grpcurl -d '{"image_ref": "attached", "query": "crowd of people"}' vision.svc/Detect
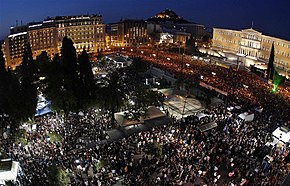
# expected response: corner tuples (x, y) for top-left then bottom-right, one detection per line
(124, 47), (289, 121)
(0, 47), (289, 185)
(1, 102), (289, 185)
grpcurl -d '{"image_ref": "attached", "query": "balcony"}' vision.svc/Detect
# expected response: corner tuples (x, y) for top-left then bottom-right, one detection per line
(240, 44), (261, 50)
(241, 36), (261, 42)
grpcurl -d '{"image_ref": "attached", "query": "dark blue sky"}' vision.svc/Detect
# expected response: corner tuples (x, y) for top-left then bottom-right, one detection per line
(1, 0), (290, 40)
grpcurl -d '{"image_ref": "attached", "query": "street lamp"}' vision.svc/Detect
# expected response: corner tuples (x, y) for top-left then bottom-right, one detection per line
(285, 67), (290, 79)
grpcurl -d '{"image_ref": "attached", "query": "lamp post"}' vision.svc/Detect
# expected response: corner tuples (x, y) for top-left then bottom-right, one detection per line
(181, 43), (185, 74)
(181, 95), (188, 119)
(155, 44), (159, 65)
(285, 67), (290, 80)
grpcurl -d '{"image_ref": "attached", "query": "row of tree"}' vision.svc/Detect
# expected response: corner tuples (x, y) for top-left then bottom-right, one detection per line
(44, 37), (95, 113)
(0, 44), (37, 121)
(1, 36), (162, 126)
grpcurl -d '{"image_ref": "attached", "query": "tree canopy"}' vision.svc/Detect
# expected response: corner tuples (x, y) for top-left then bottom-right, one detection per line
(267, 43), (275, 80)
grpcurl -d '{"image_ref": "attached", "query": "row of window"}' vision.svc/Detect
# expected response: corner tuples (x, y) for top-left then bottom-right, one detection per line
(63, 27), (104, 32)
(262, 38), (290, 48)
(243, 34), (260, 41)
(261, 46), (290, 57)
(57, 21), (101, 28)
(214, 37), (240, 45)
(64, 32), (103, 36)
(30, 31), (53, 37)
(275, 59), (288, 66)
(241, 41), (260, 49)
(215, 30), (241, 37)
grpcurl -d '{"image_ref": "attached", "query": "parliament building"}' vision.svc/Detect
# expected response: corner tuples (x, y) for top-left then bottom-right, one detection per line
(213, 28), (290, 71)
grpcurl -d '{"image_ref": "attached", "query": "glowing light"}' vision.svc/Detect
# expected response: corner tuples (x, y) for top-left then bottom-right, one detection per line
(141, 51), (144, 54)
(8, 32), (27, 38)
(272, 84), (278, 92)
(43, 20), (54, 23)
(167, 57), (170, 60)
(28, 24), (43, 28)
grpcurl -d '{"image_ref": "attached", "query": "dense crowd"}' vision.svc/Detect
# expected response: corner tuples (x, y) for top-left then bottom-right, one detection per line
(0, 47), (289, 185)
(125, 47), (289, 121)
(0, 110), (111, 185)
(1, 101), (289, 185)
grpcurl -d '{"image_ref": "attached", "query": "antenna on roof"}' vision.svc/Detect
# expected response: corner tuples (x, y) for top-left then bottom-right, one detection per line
(251, 21), (254, 28)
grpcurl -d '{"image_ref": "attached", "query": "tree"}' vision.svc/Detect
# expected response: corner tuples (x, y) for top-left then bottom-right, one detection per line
(47, 165), (69, 186)
(0, 44), (34, 121)
(0, 44), (9, 114)
(19, 43), (37, 120)
(267, 43), (275, 80)
(60, 37), (83, 108)
(44, 54), (78, 113)
(78, 49), (94, 97)
(36, 51), (50, 77)
(202, 34), (211, 43)
(20, 43), (37, 84)
(97, 71), (126, 126)
(272, 69), (283, 92)
(128, 57), (149, 73)
(61, 36), (78, 77)
(0, 44), (5, 74)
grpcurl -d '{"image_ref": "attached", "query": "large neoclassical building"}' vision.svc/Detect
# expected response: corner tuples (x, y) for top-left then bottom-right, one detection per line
(2, 14), (106, 67)
(212, 28), (290, 71)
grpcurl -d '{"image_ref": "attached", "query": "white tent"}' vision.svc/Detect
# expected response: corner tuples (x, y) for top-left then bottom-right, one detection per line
(114, 106), (166, 127)
(0, 160), (19, 182)
(238, 112), (254, 122)
(255, 107), (263, 113)
(235, 106), (241, 109)
(196, 113), (209, 120)
(272, 127), (290, 144)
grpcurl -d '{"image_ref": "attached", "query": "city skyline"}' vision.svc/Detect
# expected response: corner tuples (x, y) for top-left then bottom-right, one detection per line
(1, 0), (290, 41)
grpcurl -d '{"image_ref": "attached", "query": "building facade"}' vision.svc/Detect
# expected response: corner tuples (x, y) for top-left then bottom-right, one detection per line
(3, 14), (106, 67)
(109, 19), (148, 47)
(213, 28), (290, 70)
(175, 23), (205, 40)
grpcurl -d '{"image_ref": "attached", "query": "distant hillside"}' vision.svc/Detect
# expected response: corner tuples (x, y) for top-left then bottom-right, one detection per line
(147, 9), (189, 23)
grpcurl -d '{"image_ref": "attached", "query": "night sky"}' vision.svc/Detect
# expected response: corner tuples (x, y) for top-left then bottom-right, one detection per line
(1, 0), (290, 40)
